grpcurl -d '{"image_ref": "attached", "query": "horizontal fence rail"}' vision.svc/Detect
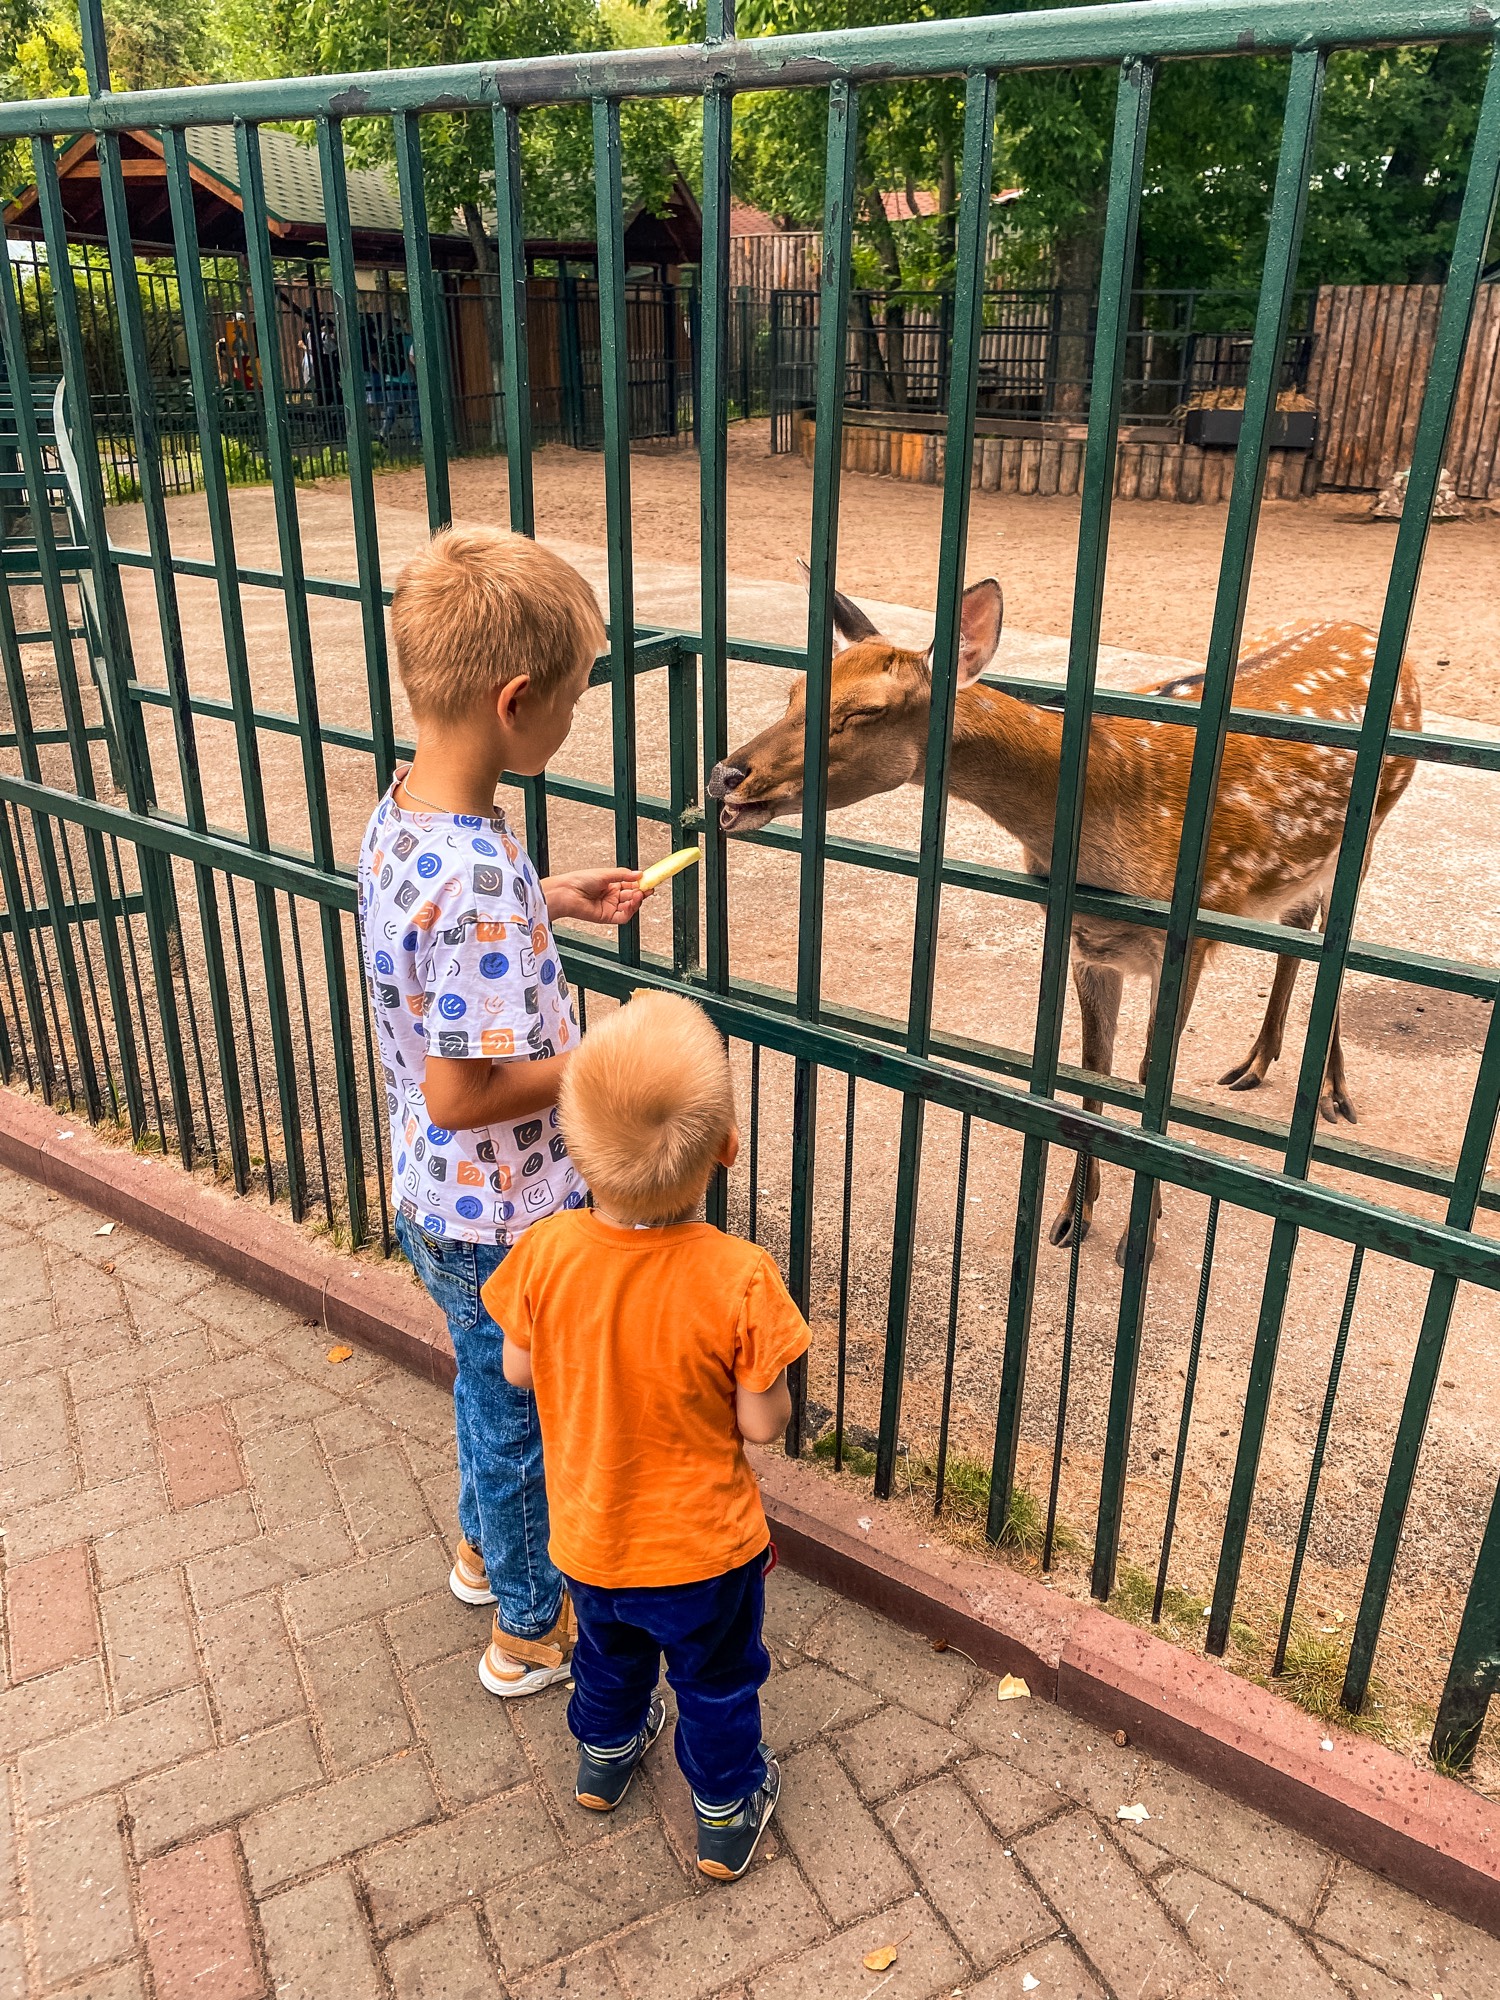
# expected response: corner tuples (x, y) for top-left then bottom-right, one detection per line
(4, 0), (1500, 1781)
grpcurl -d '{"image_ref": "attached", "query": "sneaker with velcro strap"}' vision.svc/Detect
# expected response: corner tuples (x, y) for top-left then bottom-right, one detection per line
(693, 1754), (781, 1881)
(574, 1691), (667, 1811)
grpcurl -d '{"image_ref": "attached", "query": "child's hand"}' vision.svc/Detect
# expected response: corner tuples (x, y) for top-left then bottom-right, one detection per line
(544, 868), (647, 927)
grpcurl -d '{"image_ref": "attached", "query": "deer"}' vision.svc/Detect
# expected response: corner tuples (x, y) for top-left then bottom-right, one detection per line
(707, 578), (1421, 1264)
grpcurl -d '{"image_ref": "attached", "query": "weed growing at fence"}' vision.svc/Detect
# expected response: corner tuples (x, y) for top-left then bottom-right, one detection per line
(1271, 1627), (1403, 1745)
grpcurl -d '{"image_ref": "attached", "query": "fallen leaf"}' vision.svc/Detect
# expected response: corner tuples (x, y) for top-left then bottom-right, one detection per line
(931, 1637), (950, 1653)
(863, 1945), (899, 1972)
(94, 1222), (116, 1237)
(996, 1674), (1031, 1702)
(326, 1345), (354, 1364)
(1116, 1803), (1150, 1824)
(1022, 1977), (1041, 1993)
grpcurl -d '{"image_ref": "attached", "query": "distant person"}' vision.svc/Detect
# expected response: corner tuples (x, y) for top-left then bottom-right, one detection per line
(356, 526), (645, 1698)
(488, 992), (810, 1880)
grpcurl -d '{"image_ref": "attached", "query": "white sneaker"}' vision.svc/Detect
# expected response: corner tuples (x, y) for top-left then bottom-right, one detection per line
(477, 1593), (576, 1699)
(449, 1537), (496, 1607)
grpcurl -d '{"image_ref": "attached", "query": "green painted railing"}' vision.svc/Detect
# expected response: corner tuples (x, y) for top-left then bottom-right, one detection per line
(2, 0), (1499, 1773)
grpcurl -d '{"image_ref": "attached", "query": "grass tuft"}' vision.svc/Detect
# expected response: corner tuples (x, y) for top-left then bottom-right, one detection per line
(1274, 1628), (1399, 1743)
(811, 1433), (1083, 1564)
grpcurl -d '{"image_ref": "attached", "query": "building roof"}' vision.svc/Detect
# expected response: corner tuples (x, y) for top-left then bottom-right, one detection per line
(3, 124), (446, 264)
(181, 123), (408, 238)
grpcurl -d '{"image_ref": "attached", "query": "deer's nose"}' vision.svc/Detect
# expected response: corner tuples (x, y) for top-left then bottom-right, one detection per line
(707, 761), (747, 799)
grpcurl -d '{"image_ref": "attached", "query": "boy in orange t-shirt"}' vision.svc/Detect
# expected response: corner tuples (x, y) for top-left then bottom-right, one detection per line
(486, 992), (809, 1881)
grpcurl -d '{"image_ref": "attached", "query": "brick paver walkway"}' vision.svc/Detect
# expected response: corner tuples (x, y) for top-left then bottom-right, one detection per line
(3, 1169), (1498, 1999)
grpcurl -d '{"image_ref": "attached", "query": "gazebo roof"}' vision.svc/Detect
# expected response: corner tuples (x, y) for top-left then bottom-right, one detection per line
(6, 129), (705, 275)
(3, 124), (466, 266)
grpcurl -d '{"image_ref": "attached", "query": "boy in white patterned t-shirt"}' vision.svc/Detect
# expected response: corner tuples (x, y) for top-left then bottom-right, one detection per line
(357, 527), (646, 1699)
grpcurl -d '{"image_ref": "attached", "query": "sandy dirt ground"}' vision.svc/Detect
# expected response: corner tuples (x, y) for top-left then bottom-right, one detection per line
(12, 420), (1500, 1774)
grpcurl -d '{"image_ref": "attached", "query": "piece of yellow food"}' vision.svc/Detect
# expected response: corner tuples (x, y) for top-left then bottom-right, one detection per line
(639, 846), (703, 893)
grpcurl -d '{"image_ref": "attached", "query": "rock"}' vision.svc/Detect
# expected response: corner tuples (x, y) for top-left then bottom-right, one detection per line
(1372, 463), (1467, 520)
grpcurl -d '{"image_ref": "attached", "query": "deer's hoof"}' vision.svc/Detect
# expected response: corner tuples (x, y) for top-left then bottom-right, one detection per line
(1115, 1229), (1157, 1272)
(1319, 1086), (1357, 1125)
(1049, 1207), (1091, 1251)
(1218, 1059), (1268, 1091)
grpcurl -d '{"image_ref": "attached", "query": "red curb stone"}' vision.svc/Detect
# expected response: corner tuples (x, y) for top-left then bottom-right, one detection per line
(752, 1452), (1081, 1699)
(5, 1087), (1499, 1942)
(140, 1830), (262, 2000)
(157, 1405), (245, 1510)
(1059, 1609), (1500, 1936)
(5, 1544), (97, 1681)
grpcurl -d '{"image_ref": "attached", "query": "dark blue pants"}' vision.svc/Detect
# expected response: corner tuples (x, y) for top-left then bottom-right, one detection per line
(565, 1551), (771, 1805)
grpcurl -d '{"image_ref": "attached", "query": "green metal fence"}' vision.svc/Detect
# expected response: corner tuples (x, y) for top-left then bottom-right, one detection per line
(3, 0), (1500, 1772)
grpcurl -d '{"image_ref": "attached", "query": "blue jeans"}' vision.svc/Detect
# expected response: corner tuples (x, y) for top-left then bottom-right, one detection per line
(395, 1213), (563, 1642)
(565, 1551), (771, 1804)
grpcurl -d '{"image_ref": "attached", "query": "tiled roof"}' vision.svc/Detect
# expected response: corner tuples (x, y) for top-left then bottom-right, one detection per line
(182, 123), (408, 237)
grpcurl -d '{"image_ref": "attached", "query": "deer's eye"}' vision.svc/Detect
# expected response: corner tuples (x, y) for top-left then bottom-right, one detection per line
(832, 707), (881, 733)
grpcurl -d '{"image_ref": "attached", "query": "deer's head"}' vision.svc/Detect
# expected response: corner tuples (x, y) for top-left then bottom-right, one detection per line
(707, 575), (1003, 833)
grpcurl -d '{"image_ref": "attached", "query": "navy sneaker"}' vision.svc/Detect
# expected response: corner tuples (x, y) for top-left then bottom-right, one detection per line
(574, 1692), (667, 1812)
(694, 1754), (781, 1881)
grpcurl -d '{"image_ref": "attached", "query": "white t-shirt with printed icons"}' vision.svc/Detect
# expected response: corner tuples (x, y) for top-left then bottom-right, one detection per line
(356, 788), (585, 1246)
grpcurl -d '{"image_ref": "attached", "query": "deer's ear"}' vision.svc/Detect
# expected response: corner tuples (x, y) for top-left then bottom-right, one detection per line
(798, 558), (880, 651)
(951, 579), (1003, 685)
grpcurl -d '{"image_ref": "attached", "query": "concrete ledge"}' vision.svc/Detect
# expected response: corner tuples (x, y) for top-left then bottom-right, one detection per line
(3, 1086), (1496, 1937)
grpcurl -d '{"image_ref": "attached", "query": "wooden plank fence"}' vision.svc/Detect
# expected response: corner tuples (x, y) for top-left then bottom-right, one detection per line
(728, 231), (820, 295)
(1309, 282), (1500, 498)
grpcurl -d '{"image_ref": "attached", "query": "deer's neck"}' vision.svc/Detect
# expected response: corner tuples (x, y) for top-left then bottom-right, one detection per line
(947, 684), (1065, 865)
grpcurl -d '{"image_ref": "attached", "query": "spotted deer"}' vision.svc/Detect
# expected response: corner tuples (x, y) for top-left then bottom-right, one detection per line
(707, 580), (1421, 1261)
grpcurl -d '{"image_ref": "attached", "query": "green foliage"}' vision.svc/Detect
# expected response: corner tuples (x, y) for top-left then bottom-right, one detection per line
(2, 0), (227, 198)
(216, 0), (691, 243)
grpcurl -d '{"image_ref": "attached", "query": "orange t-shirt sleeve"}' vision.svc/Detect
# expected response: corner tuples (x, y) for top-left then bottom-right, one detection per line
(734, 1254), (811, 1393)
(481, 1251), (533, 1350)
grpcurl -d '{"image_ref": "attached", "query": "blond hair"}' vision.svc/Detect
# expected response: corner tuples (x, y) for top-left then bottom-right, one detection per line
(390, 526), (606, 723)
(560, 993), (735, 1225)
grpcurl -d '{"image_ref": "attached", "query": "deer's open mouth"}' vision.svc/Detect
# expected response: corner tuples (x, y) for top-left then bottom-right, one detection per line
(718, 799), (775, 835)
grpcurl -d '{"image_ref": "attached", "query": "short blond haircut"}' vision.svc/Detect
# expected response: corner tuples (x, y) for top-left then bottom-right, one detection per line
(390, 526), (606, 723)
(560, 993), (735, 1225)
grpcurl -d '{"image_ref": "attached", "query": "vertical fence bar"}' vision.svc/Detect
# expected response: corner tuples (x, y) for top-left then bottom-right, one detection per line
(667, 643), (702, 976)
(1273, 1243), (1364, 1675)
(0, 593), (57, 1097)
(1093, 49), (1325, 1599)
(164, 123), (307, 1196)
(0, 238), (119, 1121)
(93, 108), (251, 1168)
(700, 0), (735, 1055)
(786, 78), (859, 1453)
(32, 140), (176, 1143)
(987, 57), (1156, 1541)
(492, 105), (551, 871)
(875, 68), (995, 1495)
(237, 119), (348, 1222)
(593, 96), (641, 968)
(318, 118), (396, 789)
(394, 111), (451, 531)
(1433, 1475), (1500, 1770)
(1342, 973), (1500, 1710)
(242, 121), (372, 1232)
(1209, 44), (1500, 1655)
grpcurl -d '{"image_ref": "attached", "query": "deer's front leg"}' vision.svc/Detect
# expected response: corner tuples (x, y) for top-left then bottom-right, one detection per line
(1219, 895), (1318, 1092)
(1319, 1005), (1357, 1123)
(1050, 957), (1122, 1250)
